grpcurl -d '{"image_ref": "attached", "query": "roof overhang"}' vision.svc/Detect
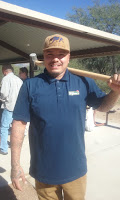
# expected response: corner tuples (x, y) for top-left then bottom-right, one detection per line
(0, 0), (120, 64)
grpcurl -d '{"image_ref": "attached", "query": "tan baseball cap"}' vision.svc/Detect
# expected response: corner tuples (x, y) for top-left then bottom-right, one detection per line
(43, 34), (70, 52)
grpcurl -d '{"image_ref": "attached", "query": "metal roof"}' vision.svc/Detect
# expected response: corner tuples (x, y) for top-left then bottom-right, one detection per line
(0, 0), (120, 65)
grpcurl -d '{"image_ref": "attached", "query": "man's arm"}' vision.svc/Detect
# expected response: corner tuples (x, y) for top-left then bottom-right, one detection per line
(97, 74), (120, 112)
(11, 120), (27, 191)
(97, 90), (119, 112)
(0, 79), (9, 101)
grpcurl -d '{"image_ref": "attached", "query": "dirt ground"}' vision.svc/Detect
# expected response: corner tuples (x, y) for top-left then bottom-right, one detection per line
(0, 180), (39, 200)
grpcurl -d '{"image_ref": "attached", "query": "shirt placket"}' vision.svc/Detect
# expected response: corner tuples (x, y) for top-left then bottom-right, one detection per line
(56, 80), (63, 104)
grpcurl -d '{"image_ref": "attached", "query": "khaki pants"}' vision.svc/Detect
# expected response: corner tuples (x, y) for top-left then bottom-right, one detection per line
(35, 174), (87, 200)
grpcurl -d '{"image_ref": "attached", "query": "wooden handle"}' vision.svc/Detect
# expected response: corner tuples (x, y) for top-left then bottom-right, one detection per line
(67, 67), (110, 82)
(35, 60), (110, 82)
(35, 60), (44, 65)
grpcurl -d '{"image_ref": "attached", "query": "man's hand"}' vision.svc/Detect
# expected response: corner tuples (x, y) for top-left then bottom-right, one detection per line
(108, 73), (120, 94)
(11, 166), (26, 191)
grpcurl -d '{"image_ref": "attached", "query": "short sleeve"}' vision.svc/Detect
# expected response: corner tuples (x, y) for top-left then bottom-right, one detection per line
(13, 81), (30, 122)
(86, 78), (106, 109)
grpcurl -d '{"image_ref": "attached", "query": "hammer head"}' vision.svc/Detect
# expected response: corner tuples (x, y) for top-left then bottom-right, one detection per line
(30, 53), (40, 72)
(29, 53), (38, 64)
(30, 53), (43, 67)
(29, 53), (44, 77)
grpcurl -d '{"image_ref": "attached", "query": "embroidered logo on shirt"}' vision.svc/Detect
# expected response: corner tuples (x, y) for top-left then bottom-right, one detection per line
(68, 90), (80, 96)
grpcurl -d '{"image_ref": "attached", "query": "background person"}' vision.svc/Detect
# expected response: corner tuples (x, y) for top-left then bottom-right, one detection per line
(19, 67), (29, 81)
(11, 34), (120, 199)
(0, 64), (22, 155)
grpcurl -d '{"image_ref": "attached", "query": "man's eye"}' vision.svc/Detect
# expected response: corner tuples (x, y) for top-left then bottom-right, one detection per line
(46, 54), (53, 58)
(59, 54), (64, 57)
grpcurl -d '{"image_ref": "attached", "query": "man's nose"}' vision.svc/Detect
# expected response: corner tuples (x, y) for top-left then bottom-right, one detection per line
(52, 56), (59, 61)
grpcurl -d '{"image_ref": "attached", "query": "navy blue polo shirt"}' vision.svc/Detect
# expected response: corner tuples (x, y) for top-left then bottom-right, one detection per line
(13, 69), (106, 185)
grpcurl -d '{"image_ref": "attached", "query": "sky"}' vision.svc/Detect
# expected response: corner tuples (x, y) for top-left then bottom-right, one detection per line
(1, 0), (110, 19)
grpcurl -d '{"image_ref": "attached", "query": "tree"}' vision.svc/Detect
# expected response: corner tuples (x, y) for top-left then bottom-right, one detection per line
(67, 0), (120, 75)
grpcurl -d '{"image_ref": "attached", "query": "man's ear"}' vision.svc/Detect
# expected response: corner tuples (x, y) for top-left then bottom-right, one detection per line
(68, 53), (70, 64)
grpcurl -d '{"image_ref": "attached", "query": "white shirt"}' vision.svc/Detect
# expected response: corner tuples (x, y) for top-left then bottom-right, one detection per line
(0, 72), (23, 111)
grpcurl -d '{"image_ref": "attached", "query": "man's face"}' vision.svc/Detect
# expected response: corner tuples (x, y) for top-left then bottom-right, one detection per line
(44, 49), (70, 79)
(2, 69), (7, 76)
(19, 71), (26, 80)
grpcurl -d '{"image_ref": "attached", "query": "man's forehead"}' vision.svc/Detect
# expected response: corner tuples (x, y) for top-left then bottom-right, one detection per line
(44, 49), (69, 53)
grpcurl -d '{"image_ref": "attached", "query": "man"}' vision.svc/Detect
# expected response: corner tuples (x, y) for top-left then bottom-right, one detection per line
(19, 67), (29, 81)
(0, 64), (22, 155)
(11, 34), (120, 199)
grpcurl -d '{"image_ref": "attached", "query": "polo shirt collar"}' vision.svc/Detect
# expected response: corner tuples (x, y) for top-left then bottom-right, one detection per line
(44, 68), (69, 84)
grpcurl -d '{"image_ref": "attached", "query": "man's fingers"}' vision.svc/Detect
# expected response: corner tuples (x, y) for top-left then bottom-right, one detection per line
(117, 74), (120, 83)
(12, 176), (27, 191)
(113, 74), (120, 83)
(109, 74), (120, 85)
(11, 172), (26, 191)
(12, 179), (22, 191)
(11, 166), (26, 191)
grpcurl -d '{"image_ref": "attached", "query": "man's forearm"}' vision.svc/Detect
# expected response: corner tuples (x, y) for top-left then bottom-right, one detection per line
(11, 120), (26, 170)
(97, 90), (120, 112)
(11, 120), (27, 190)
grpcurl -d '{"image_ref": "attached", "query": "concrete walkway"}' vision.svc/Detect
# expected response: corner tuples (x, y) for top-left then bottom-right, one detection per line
(0, 122), (120, 199)
(85, 124), (120, 200)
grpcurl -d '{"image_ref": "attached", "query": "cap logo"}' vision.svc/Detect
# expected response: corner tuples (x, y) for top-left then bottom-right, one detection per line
(49, 36), (64, 47)
(50, 36), (64, 44)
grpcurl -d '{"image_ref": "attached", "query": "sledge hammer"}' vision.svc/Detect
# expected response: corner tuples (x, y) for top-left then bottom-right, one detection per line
(29, 53), (111, 82)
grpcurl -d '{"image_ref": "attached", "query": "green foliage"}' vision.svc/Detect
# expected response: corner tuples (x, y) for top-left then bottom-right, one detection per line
(13, 66), (20, 76)
(88, 0), (120, 34)
(69, 58), (111, 93)
(69, 59), (84, 69)
(95, 79), (110, 93)
(67, 0), (120, 34)
(0, 65), (3, 82)
(80, 55), (120, 75)
(66, 0), (120, 87)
